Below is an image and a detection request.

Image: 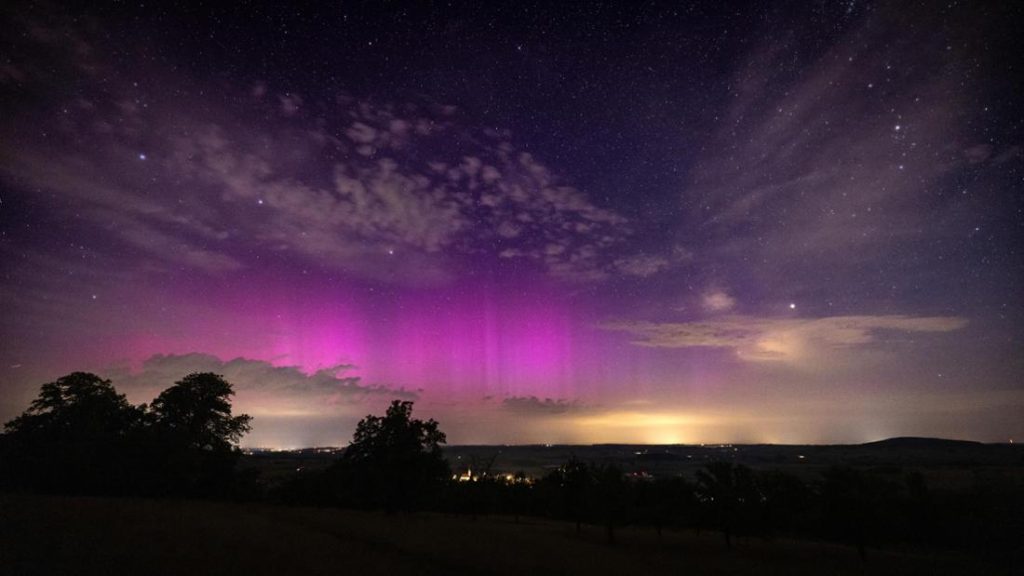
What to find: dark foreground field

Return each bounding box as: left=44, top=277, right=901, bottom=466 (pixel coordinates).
left=0, top=493, right=997, bottom=576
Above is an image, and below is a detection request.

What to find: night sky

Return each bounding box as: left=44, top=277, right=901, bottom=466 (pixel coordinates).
left=2, top=1, right=1022, bottom=447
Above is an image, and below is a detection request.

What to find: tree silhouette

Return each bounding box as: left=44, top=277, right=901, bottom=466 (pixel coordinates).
left=148, top=372, right=252, bottom=495
left=150, top=372, right=252, bottom=451
left=551, top=456, right=593, bottom=534
left=509, top=471, right=531, bottom=523
left=592, top=463, right=627, bottom=545
left=5, top=372, right=142, bottom=437
left=820, top=465, right=888, bottom=560
left=696, top=461, right=760, bottom=550
left=335, top=400, right=449, bottom=512
left=757, top=469, right=810, bottom=538
left=1, top=372, right=144, bottom=493
left=635, top=476, right=696, bottom=538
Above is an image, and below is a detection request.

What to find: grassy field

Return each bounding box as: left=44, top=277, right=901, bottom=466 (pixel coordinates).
left=0, top=493, right=997, bottom=576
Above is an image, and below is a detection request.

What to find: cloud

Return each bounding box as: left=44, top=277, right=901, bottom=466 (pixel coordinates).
left=614, top=254, right=670, bottom=277
left=105, top=353, right=415, bottom=412
left=0, top=9, right=650, bottom=287
left=501, top=395, right=583, bottom=416
left=602, top=315, right=967, bottom=363
left=278, top=93, right=302, bottom=116
left=678, top=5, right=1002, bottom=298
left=701, top=290, right=736, bottom=313
left=115, top=218, right=244, bottom=273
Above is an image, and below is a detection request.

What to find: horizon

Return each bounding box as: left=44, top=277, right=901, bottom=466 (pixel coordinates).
left=2, top=1, right=1022, bottom=447
left=240, top=436, right=1012, bottom=452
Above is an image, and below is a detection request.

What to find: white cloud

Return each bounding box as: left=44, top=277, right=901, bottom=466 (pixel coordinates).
left=602, top=315, right=967, bottom=364
left=614, top=254, right=670, bottom=277
left=105, top=353, right=415, bottom=414
left=682, top=8, right=981, bottom=284
left=0, top=13, right=644, bottom=286
left=702, top=290, right=736, bottom=312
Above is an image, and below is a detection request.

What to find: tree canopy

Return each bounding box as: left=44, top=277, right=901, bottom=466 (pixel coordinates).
left=4, top=372, right=143, bottom=441
left=1, top=371, right=251, bottom=497
left=335, top=400, right=449, bottom=511
left=1, top=372, right=146, bottom=493
left=344, top=400, right=446, bottom=463
left=150, top=372, right=252, bottom=452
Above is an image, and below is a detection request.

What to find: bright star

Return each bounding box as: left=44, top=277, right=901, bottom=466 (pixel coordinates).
left=789, top=303, right=796, bottom=309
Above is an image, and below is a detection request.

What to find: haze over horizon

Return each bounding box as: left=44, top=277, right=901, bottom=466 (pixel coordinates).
left=1, top=1, right=1022, bottom=448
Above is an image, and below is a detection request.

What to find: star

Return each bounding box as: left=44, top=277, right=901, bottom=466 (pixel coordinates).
left=0, top=0, right=1013, bottom=448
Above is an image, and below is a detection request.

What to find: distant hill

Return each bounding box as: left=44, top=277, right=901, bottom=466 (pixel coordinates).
left=860, top=437, right=983, bottom=449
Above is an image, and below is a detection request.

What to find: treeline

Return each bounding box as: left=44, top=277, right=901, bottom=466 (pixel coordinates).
left=433, top=459, right=1022, bottom=559
left=0, top=372, right=252, bottom=497
left=270, top=402, right=1021, bottom=563
left=279, top=448, right=1023, bottom=563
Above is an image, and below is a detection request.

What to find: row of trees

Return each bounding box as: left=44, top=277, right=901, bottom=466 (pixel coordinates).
left=433, top=459, right=881, bottom=554
left=0, top=372, right=251, bottom=497
left=278, top=443, right=920, bottom=556
left=429, top=455, right=1020, bottom=562
left=273, top=402, right=1022, bottom=563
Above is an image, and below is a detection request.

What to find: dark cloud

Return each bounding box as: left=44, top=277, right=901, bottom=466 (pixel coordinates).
left=501, top=396, right=583, bottom=416
left=105, top=353, right=415, bottom=405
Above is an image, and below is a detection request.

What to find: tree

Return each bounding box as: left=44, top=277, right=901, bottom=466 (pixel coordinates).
left=757, top=469, right=810, bottom=538
left=5, top=372, right=142, bottom=437
left=820, top=466, right=890, bottom=560
left=540, top=456, right=593, bottom=534
left=635, top=475, right=696, bottom=538
left=148, top=372, right=252, bottom=495
left=696, top=461, right=761, bottom=550
left=336, top=400, right=449, bottom=512
left=592, top=463, right=628, bottom=545
left=1, top=372, right=144, bottom=493
left=150, top=372, right=252, bottom=451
